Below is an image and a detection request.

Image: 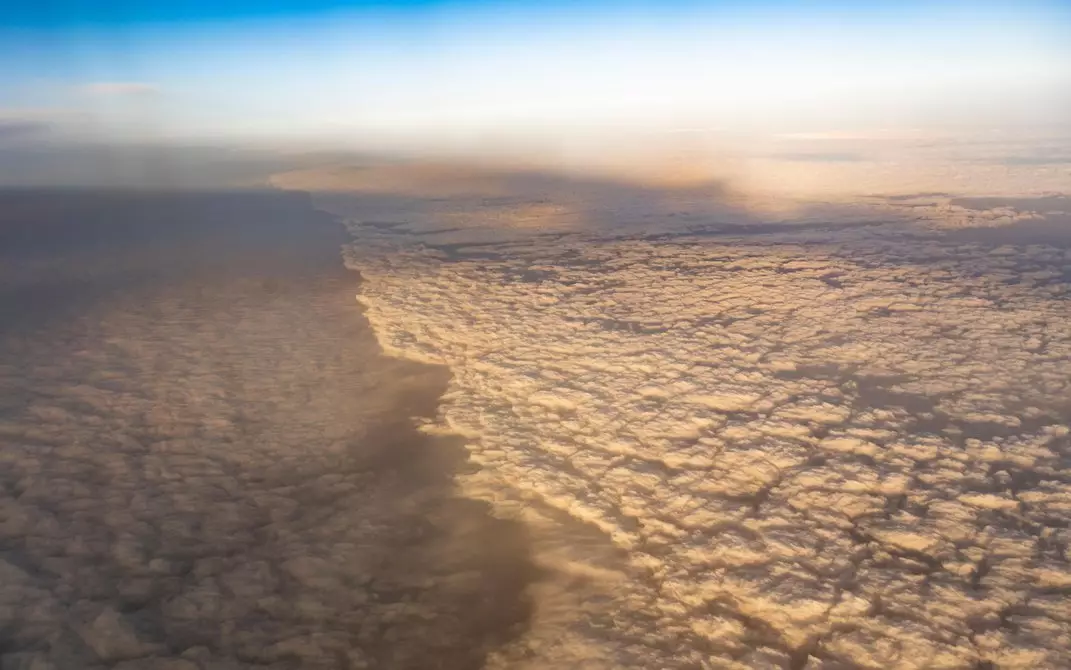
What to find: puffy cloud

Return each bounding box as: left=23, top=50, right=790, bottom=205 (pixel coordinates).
left=0, top=191, right=538, bottom=670
left=5, top=156, right=1071, bottom=668
left=292, top=163, right=1071, bottom=668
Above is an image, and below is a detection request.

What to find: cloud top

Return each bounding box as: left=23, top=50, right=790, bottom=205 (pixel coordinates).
left=292, top=164, right=1071, bottom=668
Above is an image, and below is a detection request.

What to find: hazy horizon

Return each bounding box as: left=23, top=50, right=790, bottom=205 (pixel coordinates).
left=3, top=0, right=1070, bottom=176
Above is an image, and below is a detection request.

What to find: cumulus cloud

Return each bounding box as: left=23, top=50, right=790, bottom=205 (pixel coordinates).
left=288, top=160, right=1071, bottom=669
left=5, top=153, right=1070, bottom=669
left=0, top=191, right=537, bottom=670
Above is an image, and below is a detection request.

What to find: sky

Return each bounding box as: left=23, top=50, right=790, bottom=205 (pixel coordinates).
left=2, top=0, right=1070, bottom=156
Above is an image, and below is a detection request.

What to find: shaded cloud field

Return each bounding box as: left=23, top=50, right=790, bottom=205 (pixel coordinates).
left=0, top=190, right=537, bottom=669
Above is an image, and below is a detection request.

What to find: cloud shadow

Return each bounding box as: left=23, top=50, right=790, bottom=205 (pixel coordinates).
left=0, top=189, right=538, bottom=669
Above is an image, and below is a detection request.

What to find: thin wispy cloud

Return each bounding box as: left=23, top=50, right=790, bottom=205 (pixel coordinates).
left=767, top=152, right=864, bottom=163
left=80, top=82, right=159, bottom=96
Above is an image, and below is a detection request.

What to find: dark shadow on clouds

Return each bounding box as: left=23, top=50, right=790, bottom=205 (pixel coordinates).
left=285, top=159, right=905, bottom=243
left=0, top=141, right=376, bottom=191
left=950, top=195, right=1070, bottom=214
left=0, top=189, right=538, bottom=669
left=0, top=120, right=51, bottom=141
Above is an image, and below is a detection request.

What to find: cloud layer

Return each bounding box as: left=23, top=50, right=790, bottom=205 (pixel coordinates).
left=293, top=163, right=1071, bottom=668
left=0, top=191, right=537, bottom=670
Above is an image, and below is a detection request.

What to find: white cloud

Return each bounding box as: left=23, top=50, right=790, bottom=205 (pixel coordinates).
left=80, top=81, right=159, bottom=96
left=287, top=161, right=1071, bottom=668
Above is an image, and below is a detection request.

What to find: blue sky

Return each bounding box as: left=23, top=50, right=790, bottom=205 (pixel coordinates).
left=3, top=0, right=425, bottom=25
left=2, top=0, right=1070, bottom=151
